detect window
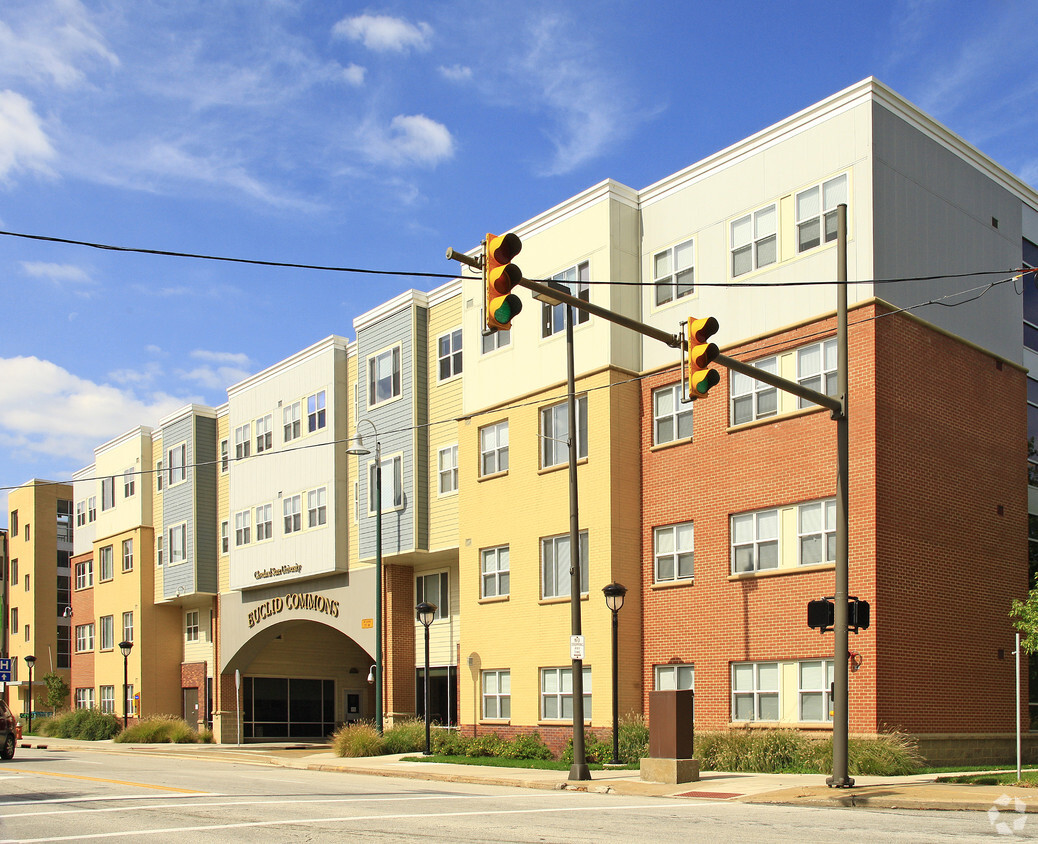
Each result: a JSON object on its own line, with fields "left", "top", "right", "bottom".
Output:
{"left": 221, "top": 521, "right": 229, "bottom": 555}
{"left": 798, "top": 499, "right": 837, "bottom": 565}
{"left": 122, "top": 538, "right": 133, "bottom": 572}
{"left": 101, "top": 476, "right": 116, "bottom": 511}
{"left": 100, "top": 686, "right": 115, "bottom": 714}
{"left": 654, "top": 523, "right": 694, "bottom": 582}
{"left": 482, "top": 328, "right": 510, "bottom": 354}
{"left": 540, "top": 396, "right": 588, "bottom": 468}
{"left": 730, "top": 356, "right": 778, "bottom": 425}
{"left": 125, "top": 685, "right": 134, "bottom": 717}
{"left": 255, "top": 414, "right": 273, "bottom": 453}
{"left": 123, "top": 468, "right": 135, "bottom": 498}
{"left": 438, "top": 329, "right": 463, "bottom": 380}
{"left": 368, "top": 347, "right": 401, "bottom": 406}
{"left": 731, "top": 509, "right": 779, "bottom": 573}
{"left": 653, "top": 239, "right": 694, "bottom": 306}
{"left": 100, "top": 615, "right": 114, "bottom": 650}
{"left": 75, "top": 623, "right": 95, "bottom": 652}
{"left": 653, "top": 384, "right": 693, "bottom": 445}
{"left": 24, "top": 523, "right": 29, "bottom": 541}
{"left": 416, "top": 571, "right": 448, "bottom": 619}
{"left": 541, "top": 667, "right": 591, "bottom": 721}
{"left": 24, "top": 573, "right": 29, "bottom": 591}
{"left": 731, "top": 205, "right": 777, "bottom": 277}
{"left": 799, "top": 660, "right": 834, "bottom": 722}
{"left": 186, "top": 610, "right": 200, "bottom": 642}
{"left": 167, "top": 443, "right": 187, "bottom": 485}
{"left": 235, "top": 424, "right": 251, "bottom": 460}
{"left": 235, "top": 511, "right": 251, "bottom": 546}
{"left": 481, "top": 545, "right": 510, "bottom": 598}
{"left": 168, "top": 523, "right": 187, "bottom": 564}
{"left": 10, "top": 559, "right": 16, "bottom": 584}
{"left": 541, "top": 530, "right": 589, "bottom": 599}
{"left": 76, "top": 500, "right": 86, "bottom": 526}
{"left": 75, "top": 559, "right": 93, "bottom": 589}
{"left": 480, "top": 421, "right": 508, "bottom": 476}
{"left": 99, "top": 545, "right": 114, "bottom": 581}
{"left": 283, "top": 495, "right": 302, "bottom": 534}
{"left": 9, "top": 608, "right": 16, "bottom": 635}
{"left": 438, "top": 445, "right": 458, "bottom": 495}
{"left": 542, "top": 262, "right": 590, "bottom": 336}
{"left": 283, "top": 401, "right": 301, "bottom": 442}
{"left": 9, "top": 510, "right": 16, "bottom": 536}
{"left": 368, "top": 456, "right": 403, "bottom": 513}
{"left": 655, "top": 664, "right": 695, "bottom": 691}
{"left": 308, "top": 487, "right": 327, "bottom": 528}
{"left": 122, "top": 611, "right": 133, "bottom": 643}
{"left": 732, "top": 661, "right": 779, "bottom": 721}
{"left": 482, "top": 670, "right": 510, "bottom": 720}
{"left": 796, "top": 174, "right": 848, "bottom": 253}
{"left": 307, "top": 390, "right": 327, "bottom": 432}
{"left": 797, "top": 338, "right": 838, "bottom": 408}
{"left": 255, "top": 503, "right": 273, "bottom": 541}
{"left": 24, "top": 623, "right": 29, "bottom": 641}
{"left": 75, "top": 688, "right": 94, "bottom": 709}
{"left": 88, "top": 497, "right": 96, "bottom": 522}
{"left": 156, "top": 535, "right": 163, "bottom": 567}
{"left": 156, "top": 461, "right": 163, "bottom": 492}
{"left": 220, "top": 439, "right": 229, "bottom": 473}
{"left": 57, "top": 626, "right": 70, "bottom": 669}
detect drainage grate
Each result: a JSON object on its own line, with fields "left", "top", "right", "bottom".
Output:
{"left": 674, "top": 791, "right": 744, "bottom": 799}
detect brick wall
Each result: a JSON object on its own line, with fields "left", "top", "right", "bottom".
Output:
{"left": 384, "top": 563, "right": 416, "bottom": 719}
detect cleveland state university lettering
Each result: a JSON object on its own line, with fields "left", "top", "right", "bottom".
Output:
{"left": 247, "top": 592, "right": 340, "bottom": 628}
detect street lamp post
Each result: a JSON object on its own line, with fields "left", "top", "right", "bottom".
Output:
{"left": 347, "top": 419, "right": 384, "bottom": 734}
{"left": 602, "top": 582, "right": 627, "bottom": 766}
{"left": 119, "top": 640, "right": 133, "bottom": 730}
{"left": 23, "top": 655, "right": 36, "bottom": 734}
{"left": 416, "top": 601, "right": 437, "bottom": 755}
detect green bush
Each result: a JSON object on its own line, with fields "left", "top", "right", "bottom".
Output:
{"left": 37, "top": 708, "right": 120, "bottom": 741}
{"left": 560, "top": 730, "right": 612, "bottom": 765}
{"left": 383, "top": 718, "right": 426, "bottom": 754}
{"left": 500, "top": 732, "right": 553, "bottom": 760}
{"left": 333, "top": 721, "right": 384, "bottom": 757}
{"left": 114, "top": 715, "right": 203, "bottom": 744}
{"left": 617, "top": 713, "right": 650, "bottom": 764}
{"left": 432, "top": 728, "right": 470, "bottom": 756}
{"left": 466, "top": 733, "right": 506, "bottom": 758}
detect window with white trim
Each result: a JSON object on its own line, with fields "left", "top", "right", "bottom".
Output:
{"left": 220, "top": 439, "right": 229, "bottom": 472}
{"left": 75, "top": 687, "right": 94, "bottom": 709}
{"left": 482, "top": 328, "right": 510, "bottom": 354}
{"left": 167, "top": 443, "right": 187, "bottom": 485}
{"left": 100, "top": 615, "right": 114, "bottom": 650}
{"left": 156, "top": 535, "right": 163, "bottom": 567}
{"left": 283, "top": 495, "right": 301, "bottom": 534}
{"left": 168, "top": 523, "right": 187, "bottom": 564}
{"left": 123, "top": 468, "right": 135, "bottom": 498}
{"left": 438, "top": 329, "right": 462, "bottom": 380}
{"left": 307, "top": 390, "right": 327, "bottom": 432}
{"left": 542, "top": 262, "right": 590, "bottom": 336}
{"left": 283, "top": 401, "right": 301, "bottom": 442}
{"left": 156, "top": 461, "right": 163, "bottom": 492}
{"left": 75, "top": 623, "right": 95, "bottom": 652}
{"left": 416, "top": 571, "right": 448, "bottom": 619}
{"left": 221, "top": 521, "right": 229, "bottom": 554}
{"left": 368, "top": 346, "right": 401, "bottom": 406}
{"left": 480, "top": 421, "right": 508, "bottom": 476}
{"left": 125, "top": 684, "right": 134, "bottom": 716}
{"left": 122, "top": 611, "right": 133, "bottom": 643}
{"left": 99, "top": 685, "right": 115, "bottom": 714}
{"left": 122, "top": 538, "right": 133, "bottom": 572}
{"left": 76, "top": 500, "right": 86, "bottom": 526}
{"left": 438, "top": 445, "right": 458, "bottom": 495}
{"left": 655, "top": 663, "right": 694, "bottom": 691}
{"left": 799, "top": 659, "right": 834, "bottom": 722}
{"left": 540, "top": 666, "right": 591, "bottom": 721}
{"left": 308, "top": 487, "right": 327, "bottom": 528}
{"left": 186, "top": 610, "right": 200, "bottom": 642}
{"left": 797, "top": 338, "right": 838, "bottom": 408}
{"left": 796, "top": 173, "right": 848, "bottom": 253}
{"left": 654, "top": 522, "right": 694, "bottom": 582}
{"left": 101, "top": 476, "right": 116, "bottom": 511}
{"left": 234, "top": 511, "right": 251, "bottom": 546}
{"left": 234, "top": 424, "right": 251, "bottom": 460}
{"left": 798, "top": 499, "right": 836, "bottom": 565}
{"left": 540, "top": 396, "right": 588, "bottom": 468}
{"left": 731, "top": 509, "right": 779, "bottom": 573}
{"left": 731, "top": 204, "right": 777, "bottom": 277}
{"left": 75, "top": 559, "right": 93, "bottom": 589}
{"left": 368, "top": 455, "right": 403, "bottom": 513}
{"left": 732, "top": 661, "right": 779, "bottom": 721}
{"left": 541, "top": 530, "right": 589, "bottom": 599}
{"left": 730, "top": 356, "right": 778, "bottom": 425}
{"left": 653, "top": 239, "right": 694, "bottom": 306}
{"left": 480, "top": 545, "right": 509, "bottom": 598}
{"left": 99, "top": 545, "right": 114, "bottom": 581}
{"left": 88, "top": 497, "right": 96, "bottom": 522}
{"left": 255, "top": 503, "right": 273, "bottom": 541}
{"left": 255, "top": 414, "right": 273, "bottom": 453}
{"left": 482, "top": 669, "right": 510, "bottom": 719}
{"left": 653, "top": 384, "right": 693, "bottom": 445}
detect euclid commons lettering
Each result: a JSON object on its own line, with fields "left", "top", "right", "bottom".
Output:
{"left": 247, "top": 592, "right": 340, "bottom": 628}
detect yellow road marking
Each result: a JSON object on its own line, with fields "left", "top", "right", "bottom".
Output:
{"left": 28, "top": 770, "right": 207, "bottom": 793}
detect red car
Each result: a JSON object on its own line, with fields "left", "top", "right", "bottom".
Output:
{"left": 1, "top": 700, "right": 17, "bottom": 759}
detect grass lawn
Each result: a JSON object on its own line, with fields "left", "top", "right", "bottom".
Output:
{"left": 937, "top": 770, "right": 1038, "bottom": 786}
{"left": 401, "top": 755, "right": 639, "bottom": 771}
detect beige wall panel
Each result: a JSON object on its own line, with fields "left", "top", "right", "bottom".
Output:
{"left": 427, "top": 294, "right": 463, "bottom": 552}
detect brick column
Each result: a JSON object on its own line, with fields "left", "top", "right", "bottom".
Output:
{"left": 383, "top": 564, "right": 416, "bottom": 722}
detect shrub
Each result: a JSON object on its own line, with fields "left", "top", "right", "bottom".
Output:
{"left": 500, "top": 732, "right": 553, "bottom": 761}
{"left": 431, "top": 728, "right": 470, "bottom": 756}
{"left": 115, "top": 715, "right": 202, "bottom": 744}
{"left": 333, "top": 721, "right": 384, "bottom": 758}
{"left": 617, "top": 713, "right": 650, "bottom": 764}
{"left": 466, "top": 733, "right": 506, "bottom": 758}
{"left": 383, "top": 718, "right": 426, "bottom": 754}
{"left": 560, "top": 731, "right": 612, "bottom": 765}
{"left": 37, "top": 708, "right": 120, "bottom": 741}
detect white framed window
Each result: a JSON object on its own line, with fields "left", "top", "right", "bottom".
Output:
{"left": 653, "top": 384, "right": 693, "bottom": 445}
{"left": 75, "top": 623, "right": 95, "bottom": 652}
{"left": 186, "top": 610, "right": 200, "bottom": 642}
{"left": 480, "top": 545, "right": 510, "bottom": 598}
{"left": 653, "top": 239, "right": 694, "bottom": 306}
{"left": 730, "top": 356, "right": 778, "bottom": 425}
{"left": 99, "top": 545, "right": 114, "bottom": 581}
{"left": 307, "top": 390, "right": 327, "bottom": 432}
{"left": 731, "top": 508, "right": 779, "bottom": 573}
{"left": 283, "top": 495, "right": 302, "bottom": 534}
{"left": 732, "top": 661, "right": 779, "bottom": 721}
{"left": 220, "top": 439, "right": 229, "bottom": 473}
{"left": 368, "top": 346, "right": 401, "bottom": 407}
{"left": 731, "top": 204, "right": 777, "bottom": 277}
{"left": 308, "top": 487, "right": 327, "bottom": 528}
{"left": 122, "top": 538, "right": 133, "bottom": 572}
{"left": 798, "top": 499, "right": 837, "bottom": 565}
{"left": 123, "top": 468, "right": 135, "bottom": 498}
{"left": 168, "top": 523, "right": 187, "bottom": 564}
{"left": 482, "top": 327, "right": 510, "bottom": 354}
{"left": 100, "top": 615, "right": 114, "bottom": 650}
{"left": 655, "top": 664, "right": 695, "bottom": 691}
{"left": 221, "top": 520, "right": 229, "bottom": 554}
{"left": 540, "top": 396, "right": 588, "bottom": 468}
{"left": 480, "top": 421, "right": 508, "bottom": 476}
{"left": 255, "top": 503, "right": 273, "bottom": 541}
{"left": 125, "top": 684, "right": 134, "bottom": 716}
{"left": 368, "top": 455, "right": 404, "bottom": 513}
{"left": 76, "top": 500, "right": 86, "bottom": 526}
{"left": 156, "top": 535, "right": 163, "bottom": 567}
{"left": 255, "top": 414, "right": 273, "bottom": 453}
{"left": 75, "top": 687, "right": 95, "bottom": 709}
{"left": 167, "top": 442, "right": 187, "bottom": 485}
{"left": 88, "top": 497, "right": 96, "bottom": 522}
{"left": 541, "top": 530, "right": 589, "bottom": 599}
{"left": 654, "top": 522, "right": 694, "bottom": 582}
{"left": 542, "top": 262, "right": 590, "bottom": 337}
{"left": 101, "top": 476, "right": 116, "bottom": 511}
{"left": 234, "top": 511, "right": 251, "bottom": 546}
{"left": 482, "top": 669, "right": 510, "bottom": 720}
{"left": 438, "top": 329, "right": 463, "bottom": 381}
{"left": 99, "top": 685, "right": 115, "bottom": 714}
{"left": 75, "top": 559, "right": 93, "bottom": 589}
{"left": 797, "top": 338, "right": 838, "bottom": 408}
{"left": 796, "top": 173, "right": 848, "bottom": 253}
{"left": 799, "top": 659, "right": 835, "bottom": 722}
{"left": 438, "top": 445, "right": 458, "bottom": 495}
{"left": 122, "top": 611, "right": 133, "bottom": 643}
{"left": 234, "top": 424, "right": 251, "bottom": 460}
{"left": 156, "top": 461, "right": 163, "bottom": 492}
{"left": 283, "top": 401, "right": 301, "bottom": 443}
{"left": 416, "top": 571, "right": 448, "bottom": 619}
{"left": 540, "top": 667, "right": 591, "bottom": 721}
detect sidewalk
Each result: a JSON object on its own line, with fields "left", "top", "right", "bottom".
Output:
{"left": 15, "top": 737, "right": 1038, "bottom": 813}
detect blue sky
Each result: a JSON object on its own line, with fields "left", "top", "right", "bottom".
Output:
{"left": 0, "top": 0, "right": 1036, "bottom": 518}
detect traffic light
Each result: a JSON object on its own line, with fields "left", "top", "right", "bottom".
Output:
{"left": 849, "top": 598, "right": 870, "bottom": 632}
{"left": 686, "top": 316, "right": 720, "bottom": 398}
{"left": 807, "top": 598, "right": 835, "bottom": 632}
{"left": 484, "top": 232, "right": 523, "bottom": 331}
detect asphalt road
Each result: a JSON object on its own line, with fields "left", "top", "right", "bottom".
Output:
{"left": 0, "top": 746, "right": 1025, "bottom": 842}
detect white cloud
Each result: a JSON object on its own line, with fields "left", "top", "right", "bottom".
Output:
{"left": 332, "top": 14, "right": 432, "bottom": 53}
{"left": 358, "top": 114, "right": 454, "bottom": 168}
{"left": 439, "top": 64, "right": 472, "bottom": 82}
{"left": 175, "top": 349, "right": 252, "bottom": 390}
{"left": 343, "top": 63, "right": 366, "bottom": 86}
{"left": 190, "top": 349, "right": 250, "bottom": 367}
{"left": 0, "top": 89, "right": 56, "bottom": 181}
{"left": 20, "top": 261, "right": 93, "bottom": 286}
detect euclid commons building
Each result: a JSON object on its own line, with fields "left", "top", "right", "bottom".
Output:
{"left": 3, "top": 78, "right": 1037, "bottom": 764}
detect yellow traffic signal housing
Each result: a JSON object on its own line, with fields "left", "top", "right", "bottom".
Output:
{"left": 686, "top": 316, "right": 720, "bottom": 398}
{"left": 484, "top": 232, "right": 523, "bottom": 331}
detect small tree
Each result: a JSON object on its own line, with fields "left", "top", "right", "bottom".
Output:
{"left": 42, "top": 672, "right": 70, "bottom": 712}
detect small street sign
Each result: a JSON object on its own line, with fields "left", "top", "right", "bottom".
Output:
{"left": 570, "top": 635, "right": 585, "bottom": 660}
{"left": 0, "top": 658, "right": 11, "bottom": 683}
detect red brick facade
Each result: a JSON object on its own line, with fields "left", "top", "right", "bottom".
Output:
{"left": 69, "top": 552, "right": 94, "bottom": 706}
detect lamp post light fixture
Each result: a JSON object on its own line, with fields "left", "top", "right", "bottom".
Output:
{"left": 602, "top": 582, "right": 627, "bottom": 766}
{"left": 416, "top": 601, "right": 437, "bottom": 756}
{"left": 347, "top": 419, "right": 384, "bottom": 734}
{"left": 119, "top": 640, "right": 133, "bottom": 730}
{"left": 23, "top": 655, "right": 36, "bottom": 735}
